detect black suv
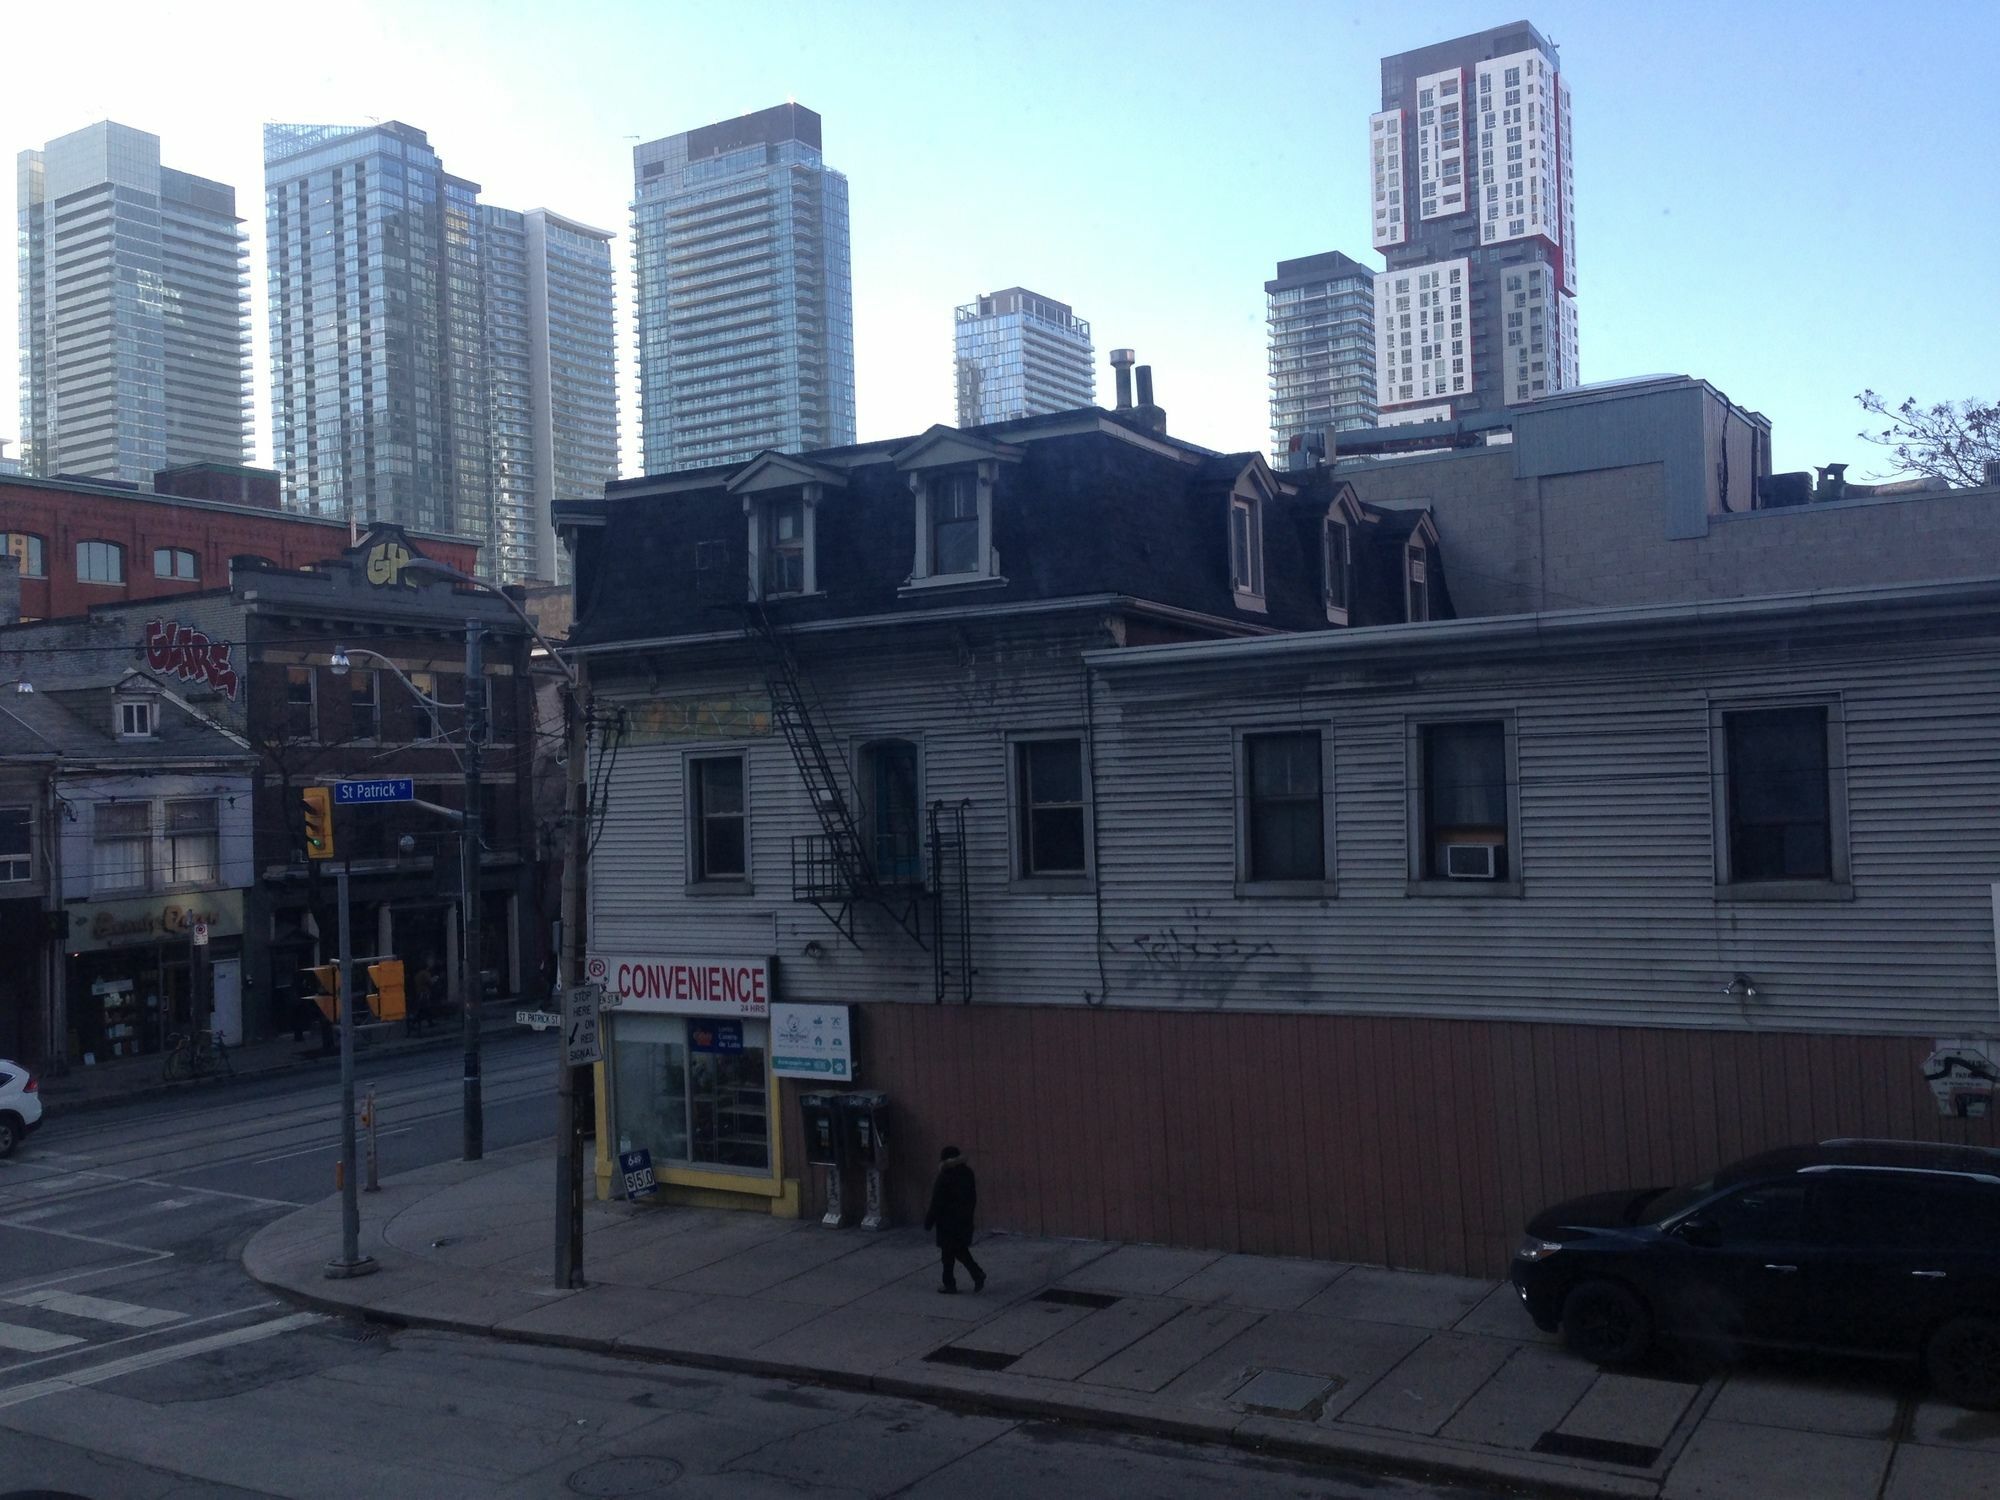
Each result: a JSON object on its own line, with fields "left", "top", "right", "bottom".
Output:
{"left": 1510, "top": 1139, "right": 2000, "bottom": 1406}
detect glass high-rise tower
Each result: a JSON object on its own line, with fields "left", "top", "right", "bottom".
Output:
{"left": 18, "top": 122, "right": 249, "bottom": 484}
{"left": 264, "top": 122, "right": 489, "bottom": 542}
{"left": 479, "top": 206, "right": 617, "bottom": 584}
{"left": 632, "top": 103, "right": 855, "bottom": 473}
{"left": 953, "top": 287, "right": 1094, "bottom": 427}
{"left": 1267, "top": 251, "right": 1377, "bottom": 465}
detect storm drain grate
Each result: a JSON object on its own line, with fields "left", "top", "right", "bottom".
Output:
{"left": 1532, "top": 1432, "right": 1662, "bottom": 1468}
{"left": 924, "top": 1345, "right": 1020, "bottom": 1371}
{"left": 1034, "top": 1288, "right": 1121, "bottom": 1310}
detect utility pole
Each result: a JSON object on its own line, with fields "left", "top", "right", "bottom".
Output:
{"left": 462, "top": 619, "right": 485, "bottom": 1162}
{"left": 326, "top": 858, "right": 374, "bottom": 1277}
{"left": 555, "top": 674, "right": 588, "bottom": 1288}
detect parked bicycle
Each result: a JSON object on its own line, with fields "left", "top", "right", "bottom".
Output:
{"left": 162, "top": 1028, "right": 234, "bottom": 1083}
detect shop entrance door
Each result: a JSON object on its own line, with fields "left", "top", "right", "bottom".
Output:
{"left": 211, "top": 959, "right": 242, "bottom": 1045}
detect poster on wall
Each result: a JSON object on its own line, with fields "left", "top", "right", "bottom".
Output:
{"left": 771, "top": 1003, "right": 853, "bottom": 1081}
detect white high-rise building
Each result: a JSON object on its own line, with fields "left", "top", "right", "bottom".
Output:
{"left": 479, "top": 207, "right": 617, "bottom": 584}
{"left": 953, "top": 287, "right": 1094, "bottom": 427}
{"left": 632, "top": 104, "right": 855, "bottom": 474}
{"left": 1369, "top": 23, "right": 1577, "bottom": 423}
{"left": 17, "top": 122, "right": 249, "bottom": 484}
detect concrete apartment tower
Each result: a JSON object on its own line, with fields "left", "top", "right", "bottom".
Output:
{"left": 479, "top": 206, "right": 618, "bottom": 584}
{"left": 264, "top": 122, "right": 489, "bottom": 546}
{"left": 18, "top": 122, "right": 249, "bottom": 484}
{"left": 1370, "top": 21, "right": 1576, "bottom": 424}
{"left": 1266, "top": 251, "right": 1378, "bottom": 466}
{"left": 632, "top": 103, "right": 855, "bottom": 473}
{"left": 953, "top": 287, "right": 1095, "bottom": 427}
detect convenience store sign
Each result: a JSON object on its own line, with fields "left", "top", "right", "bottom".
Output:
{"left": 587, "top": 953, "right": 770, "bottom": 1018}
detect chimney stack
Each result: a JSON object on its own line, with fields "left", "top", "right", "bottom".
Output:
{"left": 1110, "top": 348, "right": 1135, "bottom": 410}
{"left": 1132, "top": 364, "right": 1166, "bottom": 435}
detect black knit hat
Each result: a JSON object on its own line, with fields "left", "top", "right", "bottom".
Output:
{"left": 939, "top": 1145, "right": 962, "bottom": 1162}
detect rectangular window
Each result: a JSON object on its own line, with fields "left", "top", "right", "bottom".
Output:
{"left": 118, "top": 701, "right": 154, "bottom": 738}
{"left": 285, "top": 666, "right": 318, "bottom": 740}
{"left": 927, "top": 473, "right": 979, "bottom": 576}
{"left": 762, "top": 499, "right": 806, "bottom": 595}
{"left": 349, "top": 670, "right": 379, "bottom": 741}
{"left": 404, "top": 671, "right": 440, "bottom": 741}
{"left": 153, "top": 548, "right": 199, "bottom": 581}
{"left": 1724, "top": 706, "right": 1834, "bottom": 882}
{"left": 1244, "top": 732, "right": 1325, "bottom": 883}
{"left": 1230, "top": 497, "right": 1263, "bottom": 599}
{"left": 689, "top": 755, "right": 747, "bottom": 882}
{"left": 1407, "top": 545, "right": 1430, "bottom": 622}
{"left": 76, "top": 540, "right": 124, "bottom": 584}
{"left": 1016, "top": 737, "right": 1087, "bottom": 878}
{"left": 166, "top": 799, "right": 220, "bottom": 886}
{"left": 93, "top": 801, "right": 151, "bottom": 894}
{"left": 1324, "top": 519, "right": 1349, "bottom": 612}
{"left": 1420, "top": 721, "right": 1510, "bottom": 881}
{"left": 0, "top": 807, "right": 29, "bottom": 882}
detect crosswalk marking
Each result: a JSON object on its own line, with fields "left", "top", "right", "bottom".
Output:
{"left": 0, "top": 1322, "right": 84, "bottom": 1353}
{"left": 4, "top": 1289, "right": 185, "bottom": 1328}
{"left": 0, "top": 1311, "right": 322, "bottom": 1410}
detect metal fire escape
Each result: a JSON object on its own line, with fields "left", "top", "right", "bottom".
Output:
{"left": 748, "top": 603, "right": 928, "bottom": 954}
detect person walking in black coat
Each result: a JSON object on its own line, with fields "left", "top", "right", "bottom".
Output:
{"left": 924, "top": 1145, "right": 985, "bottom": 1294}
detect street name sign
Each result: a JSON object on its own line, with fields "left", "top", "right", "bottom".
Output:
{"left": 515, "top": 1009, "right": 561, "bottom": 1030}
{"left": 334, "top": 778, "right": 415, "bottom": 805}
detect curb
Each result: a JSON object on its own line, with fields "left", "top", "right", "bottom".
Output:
{"left": 243, "top": 1253, "right": 1656, "bottom": 1500}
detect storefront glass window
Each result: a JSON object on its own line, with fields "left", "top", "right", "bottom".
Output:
{"left": 166, "top": 799, "right": 219, "bottom": 886}
{"left": 612, "top": 1014, "right": 769, "bottom": 1174}
{"left": 93, "top": 802, "right": 151, "bottom": 893}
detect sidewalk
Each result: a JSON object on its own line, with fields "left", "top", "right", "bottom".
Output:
{"left": 36, "top": 999, "right": 527, "bottom": 1114}
{"left": 243, "top": 1143, "right": 2000, "bottom": 1500}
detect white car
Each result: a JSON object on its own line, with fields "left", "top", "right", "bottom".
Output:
{"left": 0, "top": 1059, "right": 43, "bottom": 1156}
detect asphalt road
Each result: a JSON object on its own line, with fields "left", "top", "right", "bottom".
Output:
{"left": 0, "top": 1037, "right": 1512, "bottom": 1499}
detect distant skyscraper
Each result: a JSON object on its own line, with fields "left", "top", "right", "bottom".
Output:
{"left": 1266, "top": 252, "right": 1377, "bottom": 465}
{"left": 479, "top": 206, "right": 617, "bottom": 584}
{"left": 264, "top": 122, "right": 489, "bottom": 544}
{"left": 1369, "top": 22, "right": 1576, "bottom": 423}
{"left": 632, "top": 103, "right": 854, "bottom": 473}
{"left": 17, "top": 122, "right": 249, "bottom": 484}
{"left": 953, "top": 287, "right": 1094, "bottom": 427}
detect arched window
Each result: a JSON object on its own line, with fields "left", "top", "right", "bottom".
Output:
{"left": 76, "top": 540, "right": 125, "bottom": 584}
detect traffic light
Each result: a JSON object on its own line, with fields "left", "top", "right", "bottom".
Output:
{"left": 366, "top": 959, "right": 406, "bottom": 1022}
{"left": 302, "top": 964, "right": 341, "bottom": 1023}
{"left": 301, "top": 785, "right": 335, "bottom": 860}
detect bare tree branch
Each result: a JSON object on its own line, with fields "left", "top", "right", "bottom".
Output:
{"left": 1855, "top": 391, "right": 2000, "bottom": 488}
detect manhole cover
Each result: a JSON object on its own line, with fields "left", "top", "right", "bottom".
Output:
{"left": 565, "top": 1455, "right": 684, "bottom": 1495}
{"left": 1230, "top": 1368, "right": 1341, "bottom": 1418}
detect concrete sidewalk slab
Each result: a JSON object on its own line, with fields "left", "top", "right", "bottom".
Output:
{"left": 1660, "top": 1420, "right": 1892, "bottom": 1500}
{"left": 240, "top": 1140, "right": 2000, "bottom": 1500}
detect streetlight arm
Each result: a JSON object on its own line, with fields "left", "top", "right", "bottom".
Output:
{"left": 329, "top": 646, "right": 462, "bottom": 710}
{"left": 398, "top": 558, "right": 578, "bottom": 689}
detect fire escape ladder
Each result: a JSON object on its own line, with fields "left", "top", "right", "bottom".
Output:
{"left": 929, "top": 799, "right": 971, "bottom": 1003}
{"left": 748, "top": 603, "right": 925, "bottom": 951}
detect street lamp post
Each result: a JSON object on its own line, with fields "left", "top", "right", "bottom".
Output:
{"left": 401, "top": 558, "right": 588, "bottom": 1289}
{"left": 460, "top": 619, "right": 485, "bottom": 1162}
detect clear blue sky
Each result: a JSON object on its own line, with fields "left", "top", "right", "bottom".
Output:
{"left": 4, "top": 0, "right": 1995, "bottom": 479}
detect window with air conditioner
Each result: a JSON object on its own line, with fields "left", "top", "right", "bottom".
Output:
{"left": 1410, "top": 717, "right": 1519, "bottom": 893}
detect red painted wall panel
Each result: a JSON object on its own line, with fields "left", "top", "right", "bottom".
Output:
{"left": 794, "top": 1005, "right": 2000, "bottom": 1278}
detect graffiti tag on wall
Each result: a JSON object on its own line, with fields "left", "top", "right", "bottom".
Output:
{"left": 144, "top": 619, "right": 239, "bottom": 700}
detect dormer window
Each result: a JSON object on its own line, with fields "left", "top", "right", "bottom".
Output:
{"left": 118, "top": 700, "right": 155, "bottom": 738}
{"left": 1229, "top": 494, "right": 1264, "bottom": 607}
{"left": 1324, "top": 517, "right": 1351, "bottom": 620}
{"left": 896, "top": 426, "right": 1015, "bottom": 592}
{"left": 926, "top": 472, "right": 980, "bottom": 576}
{"left": 1406, "top": 542, "right": 1430, "bottom": 622}
{"left": 761, "top": 498, "right": 807, "bottom": 596}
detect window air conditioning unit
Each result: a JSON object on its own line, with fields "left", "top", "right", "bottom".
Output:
{"left": 1443, "top": 843, "right": 1498, "bottom": 880}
